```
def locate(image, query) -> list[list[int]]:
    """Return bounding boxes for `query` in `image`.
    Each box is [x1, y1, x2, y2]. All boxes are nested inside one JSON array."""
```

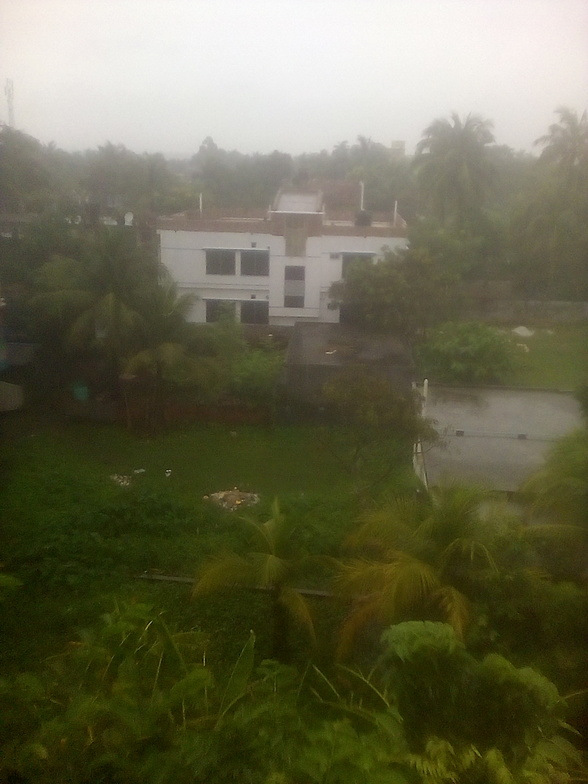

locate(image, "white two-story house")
[[157, 188, 407, 326]]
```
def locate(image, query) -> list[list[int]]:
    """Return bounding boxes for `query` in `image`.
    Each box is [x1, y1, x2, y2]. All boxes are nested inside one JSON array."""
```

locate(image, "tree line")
[[1, 106, 587, 299]]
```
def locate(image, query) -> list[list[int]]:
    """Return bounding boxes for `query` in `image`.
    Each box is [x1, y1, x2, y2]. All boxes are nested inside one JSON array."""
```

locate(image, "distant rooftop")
[[271, 190, 324, 214]]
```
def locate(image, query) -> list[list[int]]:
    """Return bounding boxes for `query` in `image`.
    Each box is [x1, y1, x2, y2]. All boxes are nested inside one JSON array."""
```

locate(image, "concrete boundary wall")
[[468, 300, 588, 323]]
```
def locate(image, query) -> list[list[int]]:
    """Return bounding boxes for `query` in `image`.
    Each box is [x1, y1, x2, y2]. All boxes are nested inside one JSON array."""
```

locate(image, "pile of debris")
[[204, 487, 260, 511]]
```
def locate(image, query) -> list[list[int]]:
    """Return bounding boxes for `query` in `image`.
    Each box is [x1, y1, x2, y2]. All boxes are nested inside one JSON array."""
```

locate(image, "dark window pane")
[[206, 249, 236, 275], [240, 300, 269, 324], [285, 265, 305, 280], [341, 253, 373, 278], [284, 295, 305, 308], [241, 250, 269, 276], [206, 300, 235, 322]]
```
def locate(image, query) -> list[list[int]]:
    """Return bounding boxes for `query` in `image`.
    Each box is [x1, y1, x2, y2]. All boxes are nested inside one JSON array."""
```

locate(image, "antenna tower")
[[5, 80, 14, 127]]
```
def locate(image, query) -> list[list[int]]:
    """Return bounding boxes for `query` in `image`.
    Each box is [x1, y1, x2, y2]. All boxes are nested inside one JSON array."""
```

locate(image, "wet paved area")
[[423, 387, 583, 491]]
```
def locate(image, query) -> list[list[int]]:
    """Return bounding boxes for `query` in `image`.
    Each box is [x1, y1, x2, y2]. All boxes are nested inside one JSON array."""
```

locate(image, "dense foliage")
[[2, 106, 588, 301], [1, 108, 588, 781], [417, 321, 521, 384]]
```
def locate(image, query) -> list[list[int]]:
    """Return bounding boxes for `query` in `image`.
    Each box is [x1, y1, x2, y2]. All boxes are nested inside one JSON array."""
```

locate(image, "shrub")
[[418, 321, 520, 384]]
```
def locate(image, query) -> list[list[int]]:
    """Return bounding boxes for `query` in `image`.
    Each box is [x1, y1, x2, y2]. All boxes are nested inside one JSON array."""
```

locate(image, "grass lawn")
[[505, 323, 588, 390], [1, 415, 357, 503], [0, 413, 386, 671]]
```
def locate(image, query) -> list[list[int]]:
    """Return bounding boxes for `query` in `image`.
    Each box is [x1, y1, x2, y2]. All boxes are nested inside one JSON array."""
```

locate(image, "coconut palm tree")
[[413, 113, 495, 226], [65, 227, 156, 396], [334, 485, 499, 659], [535, 107, 588, 189], [124, 273, 198, 431], [192, 500, 315, 662]]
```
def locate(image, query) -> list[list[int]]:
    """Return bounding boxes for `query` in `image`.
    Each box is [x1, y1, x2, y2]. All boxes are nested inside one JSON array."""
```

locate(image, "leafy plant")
[[192, 499, 315, 662], [418, 321, 521, 384], [333, 486, 501, 659]]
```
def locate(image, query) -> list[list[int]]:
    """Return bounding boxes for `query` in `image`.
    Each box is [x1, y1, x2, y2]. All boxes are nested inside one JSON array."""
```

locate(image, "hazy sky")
[[1, 0, 587, 157]]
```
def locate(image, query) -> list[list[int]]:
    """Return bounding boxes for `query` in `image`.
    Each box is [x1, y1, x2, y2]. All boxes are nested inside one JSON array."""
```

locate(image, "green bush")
[[229, 346, 283, 406], [418, 321, 520, 384]]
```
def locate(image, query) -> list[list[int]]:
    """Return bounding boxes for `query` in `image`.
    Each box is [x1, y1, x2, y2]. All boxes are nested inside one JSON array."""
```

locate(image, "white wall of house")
[[158, 228, 407, 326]]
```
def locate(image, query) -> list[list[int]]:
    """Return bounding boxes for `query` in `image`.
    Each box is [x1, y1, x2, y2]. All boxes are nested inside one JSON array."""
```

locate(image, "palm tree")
[[535, 107, 588, 189], [522, 428, 588, 530], [66, 227, 154, 397], [413, 113, 495, 226], [334, 485, 498, 659], [124, 273, 198, 431], [192, 500, 315, 662]]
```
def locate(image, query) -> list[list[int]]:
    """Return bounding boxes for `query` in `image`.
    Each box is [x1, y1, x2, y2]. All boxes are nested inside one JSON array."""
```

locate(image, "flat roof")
[[423, 387, 583, 491], [272, 191, 323, 214]]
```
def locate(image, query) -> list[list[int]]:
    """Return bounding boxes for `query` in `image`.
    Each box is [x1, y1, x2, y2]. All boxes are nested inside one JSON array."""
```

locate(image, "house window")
[[205, 300, 236, 322], [285, 265, 305, 281], [284, 265, 305, 308], [341, 252, 374, 277], [240, 300, 269, 324], [284, 295, 305, 308], [241, 249, 269, 276], [205, 249, 236, 275]]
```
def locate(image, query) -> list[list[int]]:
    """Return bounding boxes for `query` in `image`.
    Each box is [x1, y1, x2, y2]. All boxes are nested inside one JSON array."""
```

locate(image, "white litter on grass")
[[165, 469, 172, 478], [133, 468, 146, 474], [111, 474, 131, 487], [205, 488, 260, 511], [512, 326, 534, 338]]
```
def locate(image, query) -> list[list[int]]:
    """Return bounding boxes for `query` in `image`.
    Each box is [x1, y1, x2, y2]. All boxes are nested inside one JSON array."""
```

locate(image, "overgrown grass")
[[0, 415, 365, 671], [505, 323, 588, 390]]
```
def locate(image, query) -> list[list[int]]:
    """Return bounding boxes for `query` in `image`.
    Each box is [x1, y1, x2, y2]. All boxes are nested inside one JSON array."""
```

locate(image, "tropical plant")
[[192, 499, 315, 661], [376, 621, 582, 784], [413, 112, 495, 227], [509, 108, 588, 299], [334, 486, 500, 659], [319, 367, 436, 497], [124, 273, 198, 430], [535, 106, 588, 190], [418, 320, 521, 384], [522, 428, 588, 530]]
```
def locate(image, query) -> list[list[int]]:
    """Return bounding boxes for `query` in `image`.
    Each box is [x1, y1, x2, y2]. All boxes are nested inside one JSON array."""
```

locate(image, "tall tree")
[[510, 107, 588, 298], [535, 106, 588, 190], [413, 113, 495, 227], [65, 227, 155, 396], [124, 273, 198, 431]]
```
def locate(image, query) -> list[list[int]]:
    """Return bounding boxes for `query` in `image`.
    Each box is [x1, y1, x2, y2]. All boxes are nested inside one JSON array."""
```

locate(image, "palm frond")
[[440, 537, 497, 572], [248, 552, 290, 588], [333, 558, 394, 597], [433, 585, 470, 640], [346, 496, 424, 553], [336, 596, 382, 661], [192, 552, 255, 598], [379, 554, 441, 617], [278, 587, 315, 643]]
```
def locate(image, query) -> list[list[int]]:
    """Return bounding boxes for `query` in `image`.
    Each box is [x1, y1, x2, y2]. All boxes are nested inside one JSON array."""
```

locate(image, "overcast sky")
[[1, 0, 587, 158]]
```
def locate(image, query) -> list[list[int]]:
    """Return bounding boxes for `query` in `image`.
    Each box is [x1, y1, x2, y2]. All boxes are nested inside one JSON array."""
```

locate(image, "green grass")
[[0, 414, 368, 671], [1, 416, 356, 503], [505, 324, 588, 390]]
